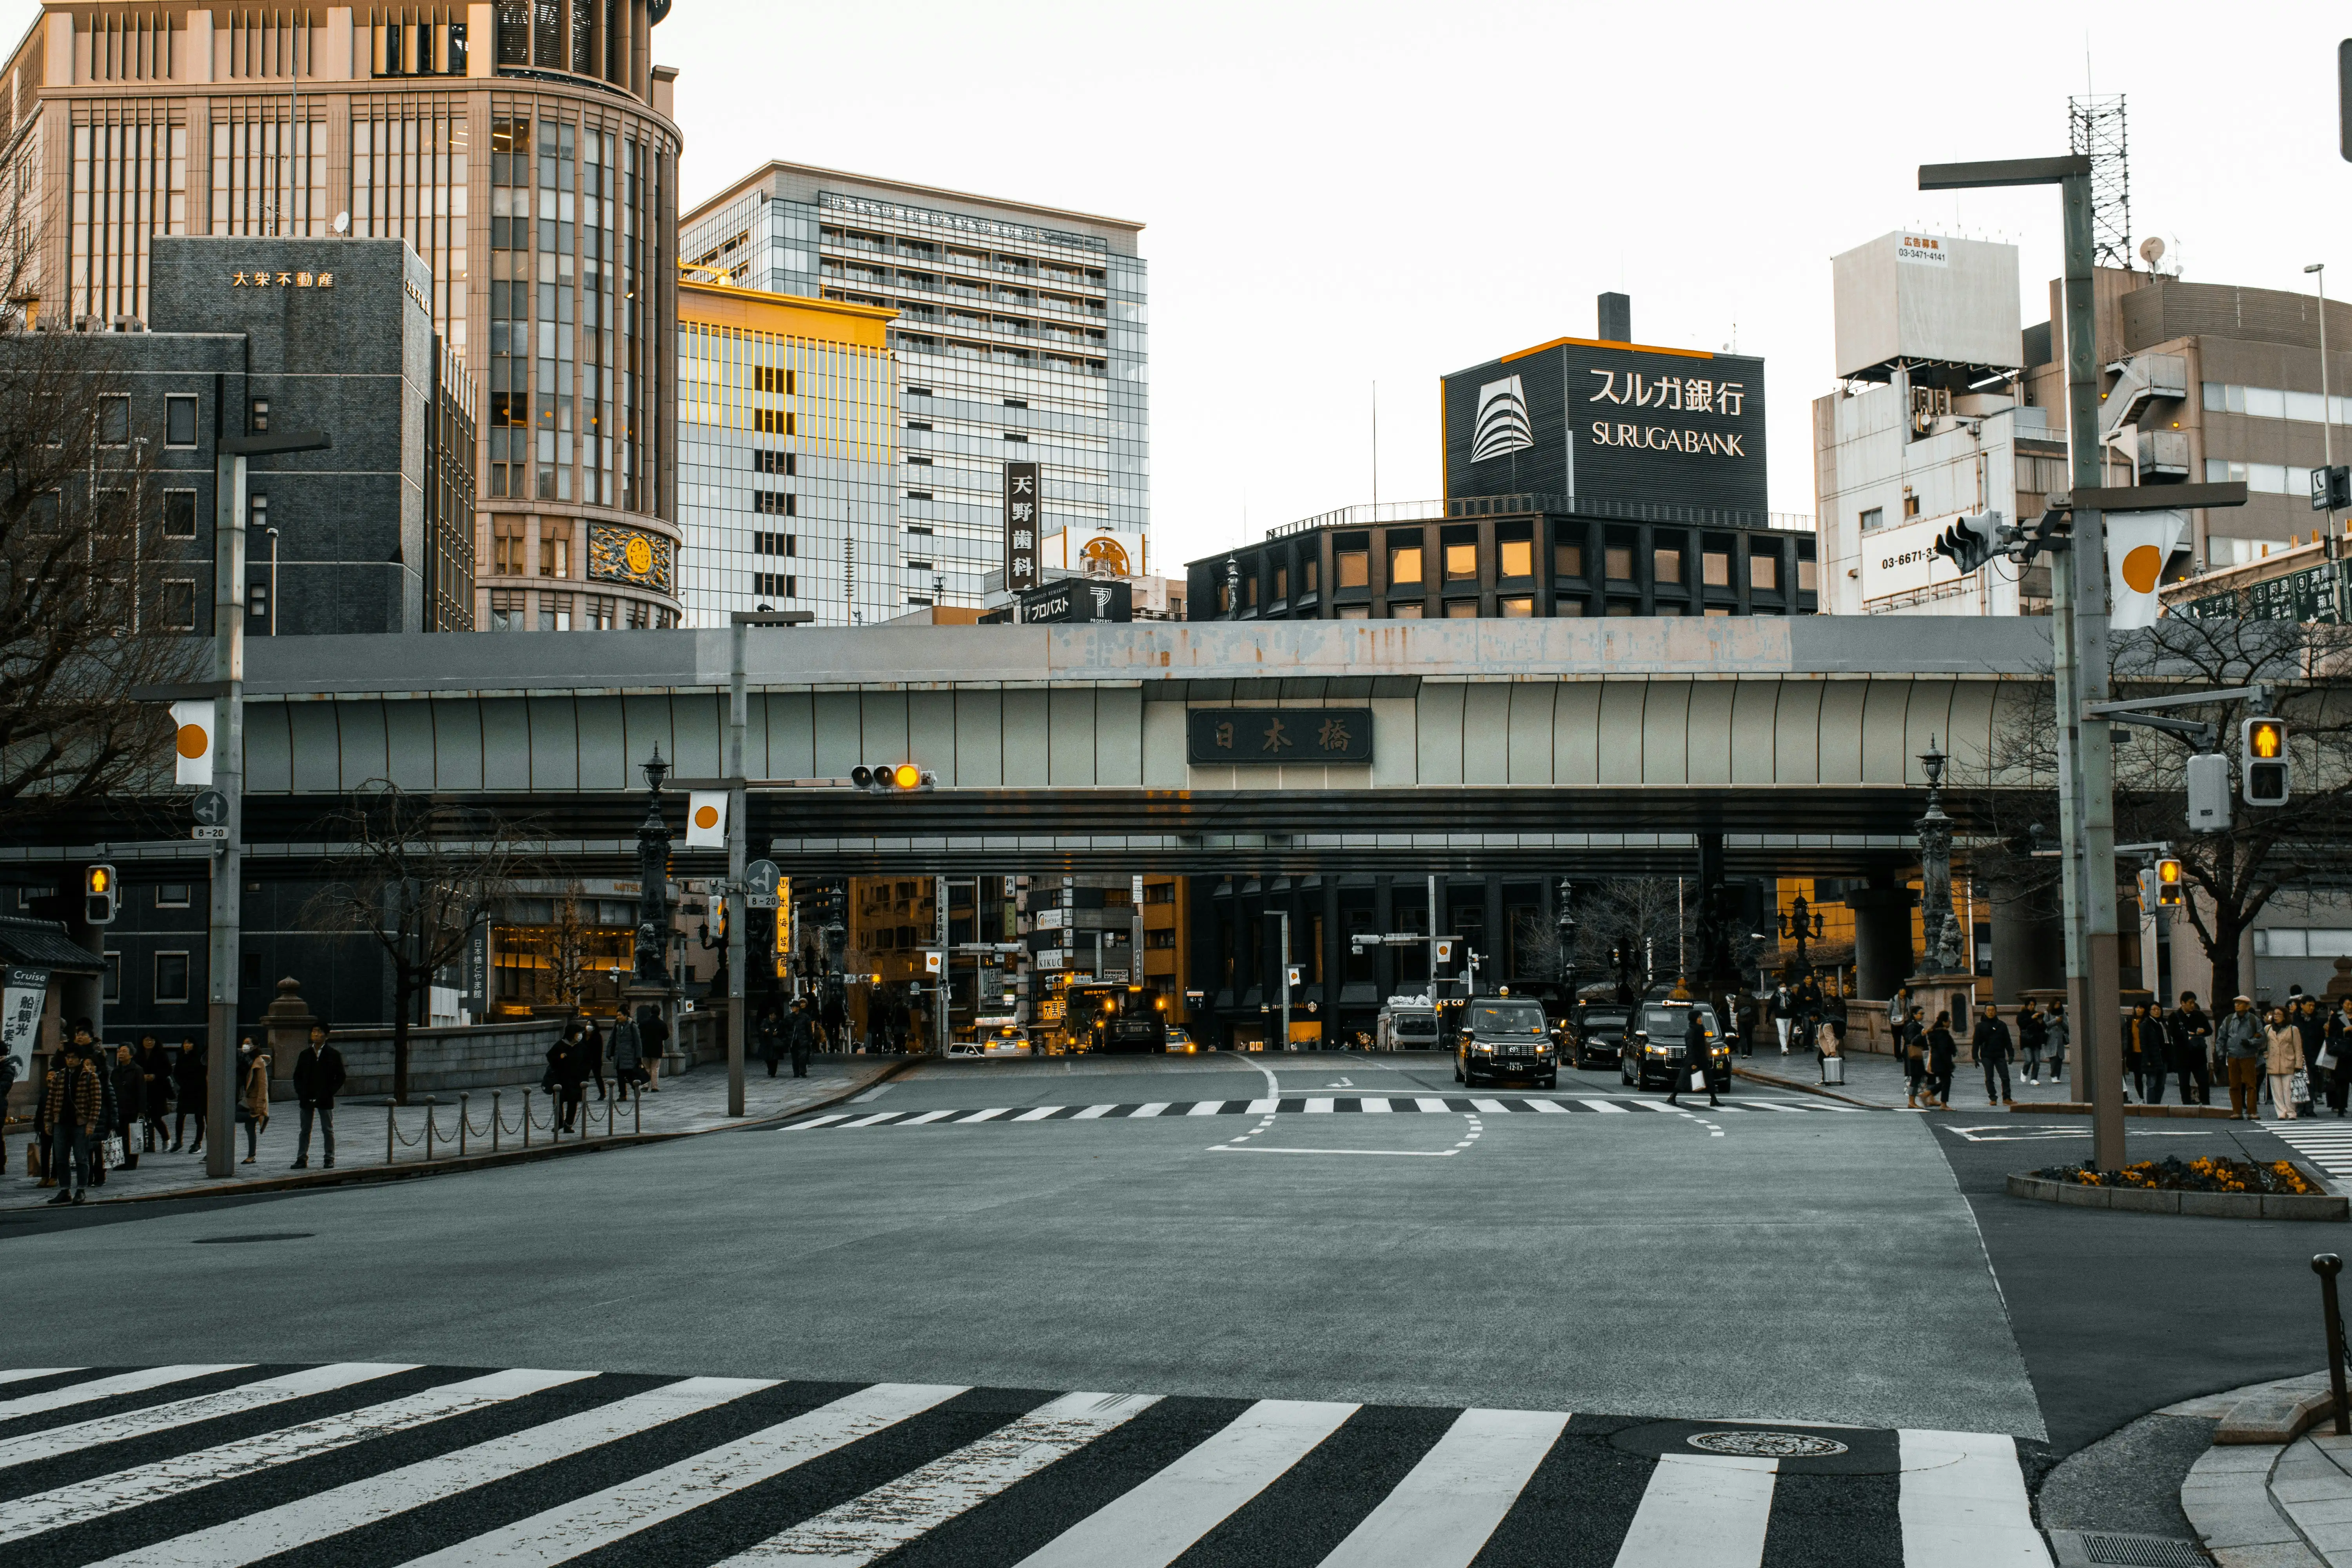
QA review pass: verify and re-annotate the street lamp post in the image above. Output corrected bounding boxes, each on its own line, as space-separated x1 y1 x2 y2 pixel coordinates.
1915 738 1965 976
1779 895 1826 978
2312 262 2336 559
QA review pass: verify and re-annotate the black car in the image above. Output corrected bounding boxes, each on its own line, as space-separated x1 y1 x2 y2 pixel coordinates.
1620 1000 1732 1092
1454 995 1559 1088
1572 1005 1631 1070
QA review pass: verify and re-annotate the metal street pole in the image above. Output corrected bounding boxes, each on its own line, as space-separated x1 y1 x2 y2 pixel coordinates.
938 874 951 1054
2312 263 2335 559
1279 909 1292 1052
724 615 748 1118
205 449 246 1178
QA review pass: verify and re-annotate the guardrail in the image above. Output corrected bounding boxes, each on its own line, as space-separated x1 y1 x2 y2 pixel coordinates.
383 1087 641 1165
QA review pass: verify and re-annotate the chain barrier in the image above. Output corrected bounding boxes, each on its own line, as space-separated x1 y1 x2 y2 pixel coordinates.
377 1085 642 1166
2318 1254 2351 1436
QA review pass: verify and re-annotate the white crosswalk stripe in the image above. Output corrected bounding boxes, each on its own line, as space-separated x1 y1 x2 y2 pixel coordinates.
0 1365 247 1424
0 1366 2051 1566
2270 1123 2352 1181
771 1093 1856 1131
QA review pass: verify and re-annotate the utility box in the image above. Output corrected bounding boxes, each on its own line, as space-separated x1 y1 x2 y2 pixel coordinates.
2136 429 2191 480
2187 752 2232 832
1832 231 2023 382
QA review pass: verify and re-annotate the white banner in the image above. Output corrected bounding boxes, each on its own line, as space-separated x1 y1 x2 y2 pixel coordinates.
171 701 214 786
684 790 727 849
1 965 48 1076
2105 508 2188 630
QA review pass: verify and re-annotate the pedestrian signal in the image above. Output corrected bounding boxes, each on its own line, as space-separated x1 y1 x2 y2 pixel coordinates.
2155 857 2185 907
851 761 934 792
2186 752 2232 832
83 863 117 926
2242 718 2290 806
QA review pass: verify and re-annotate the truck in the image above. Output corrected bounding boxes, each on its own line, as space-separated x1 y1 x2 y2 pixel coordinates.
1375 994 1442 1051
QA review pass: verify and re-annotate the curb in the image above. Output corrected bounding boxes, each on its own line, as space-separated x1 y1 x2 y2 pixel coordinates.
44 1057 924 1209
2178 1370 2348 1566
2014 1100 2238 1119
2004 1169 2347 1222
1728 1063 1886 1110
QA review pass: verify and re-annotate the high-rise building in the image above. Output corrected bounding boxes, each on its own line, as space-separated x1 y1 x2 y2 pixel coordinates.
0 1 684 632
675 274 898 626
682 162 1146 613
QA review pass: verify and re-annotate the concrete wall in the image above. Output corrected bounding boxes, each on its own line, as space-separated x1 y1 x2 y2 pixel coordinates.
328 1018 565 1098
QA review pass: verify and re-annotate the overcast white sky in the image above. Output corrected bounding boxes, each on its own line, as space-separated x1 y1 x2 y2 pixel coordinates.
12 0 2352 566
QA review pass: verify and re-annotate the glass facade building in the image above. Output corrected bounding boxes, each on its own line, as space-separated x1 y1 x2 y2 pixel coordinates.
0 1 684 632
677 277 899 626
682 162 1146 612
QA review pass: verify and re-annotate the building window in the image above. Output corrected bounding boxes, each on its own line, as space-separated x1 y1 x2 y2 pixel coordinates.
490 589 525 630
1215 581 1232 613
1444 543 1477 581
161 490 198 538
1339 604 1370 619
1555 543 1584 579
1751 554 1779 590
1390 544 1423 585
1605 546 1633 580
247 581 269 623
154 951 192 1005
1703 551 1730 586
1390 602 1423 619
98 395 130 446
753 451 796 475
1272 565 1288 600
160 579 196 630
541 536 570 578
1499 596 1534 617
104 951 120 1003
1301 558 1318 593
1903 495 1921 519
249 397 269 433
164 394 198 448
1336 550 1368 588
1858 507 1883 532
1704 606 1732 617
494 536 524 575
1245 575 1259 606
540 594 573 631
1605 602 1637 617
1655 547 1683 584
1798 558 1819 593
1554 598 1585 616
1445 601 1479 618
751 572 796 598
585 594 618 630
753 490 795 516
156 883 191 908
1498 539 1533 578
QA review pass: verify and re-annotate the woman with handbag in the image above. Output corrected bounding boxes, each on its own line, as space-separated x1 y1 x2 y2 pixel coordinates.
2264 1007 2305 1122
1664 1008 1718 1108
1903 1007 1930 1109
235 1038 271 1164
2326 1000 2352 1117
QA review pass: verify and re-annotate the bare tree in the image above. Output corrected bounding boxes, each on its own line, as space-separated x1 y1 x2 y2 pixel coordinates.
0 180 200 825
1569 879 1693 1001
547 882 594 1008
302 783 534 1102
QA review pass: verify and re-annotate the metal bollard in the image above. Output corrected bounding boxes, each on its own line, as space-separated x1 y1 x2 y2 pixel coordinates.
2319 1254 2349 1436
423 1103 436 1161
458 1093 468 1158
633 1092 641 1136
387 1103 395 1165
522 1089 531 1148
492 1091 501 1153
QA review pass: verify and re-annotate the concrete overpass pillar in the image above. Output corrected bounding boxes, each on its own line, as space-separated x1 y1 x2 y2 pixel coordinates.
1483 878 1506 987
1847 872 1914 1002
1988 895 2065 1002
1321 878 1342 1047
1373 877 1395 999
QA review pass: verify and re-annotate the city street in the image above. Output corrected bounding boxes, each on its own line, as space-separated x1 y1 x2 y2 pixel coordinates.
1 1049 2336 1564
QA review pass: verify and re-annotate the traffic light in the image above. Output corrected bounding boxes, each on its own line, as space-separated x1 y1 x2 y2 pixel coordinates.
2312 466 2352 511
851 761 934 792
1931 513 2007 574
2243 717 2291 806
2155 857 2185 908
2186 752 2233 832
83 863 117 926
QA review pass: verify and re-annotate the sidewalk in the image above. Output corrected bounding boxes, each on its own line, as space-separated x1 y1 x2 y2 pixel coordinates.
2175 1372 2352 1566
1732 1042 2092 1110
0 1053 906 1210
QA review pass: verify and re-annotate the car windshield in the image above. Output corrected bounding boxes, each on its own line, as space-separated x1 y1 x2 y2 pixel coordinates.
1394 1016 1437 1036
1584 1011 1629 1029
1645 1006 1717 1039
1472 1002 1548 1034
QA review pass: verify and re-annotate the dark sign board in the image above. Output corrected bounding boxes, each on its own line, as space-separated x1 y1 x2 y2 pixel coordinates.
1004 461 1040 592
1187 708 1373 765
1443 337 1767 515
1021 577 1132 624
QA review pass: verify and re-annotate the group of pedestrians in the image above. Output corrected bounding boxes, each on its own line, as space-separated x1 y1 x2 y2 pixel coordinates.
755 999 822 1078
2203 989 2352 1122
543 1007 666 1132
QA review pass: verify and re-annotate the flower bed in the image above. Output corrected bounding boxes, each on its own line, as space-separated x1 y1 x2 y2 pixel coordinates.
2033 1155 2317 1195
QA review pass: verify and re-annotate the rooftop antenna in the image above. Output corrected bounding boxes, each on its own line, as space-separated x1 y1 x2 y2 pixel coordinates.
2069 91 2131 270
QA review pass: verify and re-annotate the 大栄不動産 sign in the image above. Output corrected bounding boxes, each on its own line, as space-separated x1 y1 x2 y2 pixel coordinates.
1187 709 1372 765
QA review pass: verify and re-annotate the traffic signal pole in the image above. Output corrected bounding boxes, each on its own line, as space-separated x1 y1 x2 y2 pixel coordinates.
206 448 245 1178
725 617 748 1119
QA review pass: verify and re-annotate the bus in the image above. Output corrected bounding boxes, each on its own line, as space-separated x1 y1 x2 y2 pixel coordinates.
1061 981 1170 1054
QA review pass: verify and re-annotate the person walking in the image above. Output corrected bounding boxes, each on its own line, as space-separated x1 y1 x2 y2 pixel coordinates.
109 1045 144 1171
171 1035 207 1152
1665 1007 1719 1108
609 1010 642 1102
42 1043 101 1205
68 1022 113 1187
290 1023 344 1170
2143 1002 2175 1105
2297 997 2327 1118
788 999 815 1078
2265 1005 2306 1121
2323 997 2352 1117
2046 1001 2070 1081
2218 995 2266 1120
138 1036 173 1153
1925 1011 1958 1110
2018 1002 2047 1087
2120 1003 2149 1103
1902 1005 1929 1109
637 1004 668 1092
235 1037 270 1165
2172 993 2214 1106
1770 982 1793 1056
551 1030 588 1132
757 1008 784 1078
1972 1004 2014 1106
582 1015 609 1102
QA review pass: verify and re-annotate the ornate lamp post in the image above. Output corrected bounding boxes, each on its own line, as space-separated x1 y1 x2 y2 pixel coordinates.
1916 736 1966 976
1779 894 1826 977
631 746 673 988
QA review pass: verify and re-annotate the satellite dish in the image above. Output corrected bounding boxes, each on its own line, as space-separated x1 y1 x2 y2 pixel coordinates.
332 211 350 236
2139 236 2164 267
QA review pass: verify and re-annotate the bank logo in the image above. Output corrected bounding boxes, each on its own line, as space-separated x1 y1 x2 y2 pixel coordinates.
1472 376 1534 463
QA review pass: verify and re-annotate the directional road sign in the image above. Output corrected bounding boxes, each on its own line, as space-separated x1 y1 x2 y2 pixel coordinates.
745 859 781 895
191 789 230 827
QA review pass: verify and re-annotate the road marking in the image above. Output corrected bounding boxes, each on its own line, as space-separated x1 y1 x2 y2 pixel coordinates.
1612 1452 1778 1566
1628 1100 1682 1112
838 1112 901 1127
1131 1102 1170 1117
847 1084 893 1103
1305 1097 1337 1113
0 1363 417 1473
898 1109 958 1125
956 1108 1011 1123
1316 1407 1568 1568
399 1383 967 1568
1072 1105 1115 1119
715 1391 1160 1566
1210 1145 1462 1157
1414 1097 1451 1112
1186 1100 1225 1116
92 1377 777 1568
1897 1428 2053 1566
785 1114 852 1131
1360 1098 1393 1113
0 1368 80 1387
1012 1108 1058 1121
1245 1097 1279 1113
0 1368 590 1546
1579 1099 1633 1113
0 1365 247 1423
1528 1099 1573 1114
1013 1399 1357 1568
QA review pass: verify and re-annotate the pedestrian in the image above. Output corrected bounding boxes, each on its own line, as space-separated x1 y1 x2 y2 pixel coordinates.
2265 1005 2305 1121
1972 1004 2014 1105
788 998 815 1078
2119 1003 2148 1102
69 1021 112 1187
109 1045 144 1171
172 1035 206 1152
1736 996 1757 1058
138 1036 173 1152
1665 1007 1719 1107
2172 993 2214 1106
757 1008 784 1078
2046 1001 2069 1079
637 1004 668 1091
1903 1005 1929 1109
235 1036 270 1165
2297 997 2327 1118
2326 998 2352 1117
2142 1001 2175 1106
1824 1005 1847 1058
1771 982 1793 1055
551 1030 588 1132
2017 1002 2047 1086
2217 995 2266 1120
609 1010 642 1101
1925 1011 1958 1110
42 1042 101 1205
290 1022 344 1170
583 1015 608 1102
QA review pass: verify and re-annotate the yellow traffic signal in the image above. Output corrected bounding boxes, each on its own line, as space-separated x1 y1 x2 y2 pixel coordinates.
2247 718 2285 760
2243 718 2291 806
2155 857 2185 908
83 863 117 925
852 761 934 793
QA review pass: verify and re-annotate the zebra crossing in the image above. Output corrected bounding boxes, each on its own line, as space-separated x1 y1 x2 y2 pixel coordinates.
2267 1118 2352 1183
777 1093 1867 1131
0 1363 2051 1566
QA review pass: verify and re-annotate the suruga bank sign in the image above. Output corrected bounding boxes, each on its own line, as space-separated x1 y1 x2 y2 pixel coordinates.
1443 333 1769 516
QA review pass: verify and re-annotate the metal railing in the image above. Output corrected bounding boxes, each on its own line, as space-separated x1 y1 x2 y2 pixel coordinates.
382 1087 642 1166
1265 494 1818 542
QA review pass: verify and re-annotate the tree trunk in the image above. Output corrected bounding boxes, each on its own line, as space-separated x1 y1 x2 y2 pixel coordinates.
2209 914 2244 1008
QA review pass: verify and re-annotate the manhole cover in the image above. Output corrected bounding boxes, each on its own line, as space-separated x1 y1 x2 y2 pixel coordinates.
191 1232 314 1245
1686 1429 1851 1458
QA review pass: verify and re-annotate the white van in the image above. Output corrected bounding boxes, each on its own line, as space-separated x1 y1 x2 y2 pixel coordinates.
1376 995 1442 1051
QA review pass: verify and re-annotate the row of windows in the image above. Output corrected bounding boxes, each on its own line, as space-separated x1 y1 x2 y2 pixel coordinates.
753 450 797 475
489 536 571 577
887 330 1107 374
87 392 202 448
486 590 662 630
752 531 795 557
1263 542 1782 596
819 225 1107 288
751 489 795 515
2205 458 2323 496
2204 382 2352 424
751 572 795 599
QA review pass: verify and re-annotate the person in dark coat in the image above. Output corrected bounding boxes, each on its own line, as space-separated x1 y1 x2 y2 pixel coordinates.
582 1016 608 1101
2172 993 2214 1106
1925 1012 1958 1110
138 1036 173 1152
2017 1003 2048 1086
172 1036 207 1152
290 1023 345 1170
787 999 816 1078
550 1030 589 1131
42 1044 102 1204
609 1011 643 1101
635 1004 668 1093
1664 1008 1719 1107
757 1008 785 1077
1971 1005 2014 1106
2326 997 2352 1117
70 1021 113 1185
109 1045 144 1170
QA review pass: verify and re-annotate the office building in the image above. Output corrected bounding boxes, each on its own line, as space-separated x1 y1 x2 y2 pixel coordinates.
682 162 1146 612
0 234 476 636
675 274 899 626
0 0 685 633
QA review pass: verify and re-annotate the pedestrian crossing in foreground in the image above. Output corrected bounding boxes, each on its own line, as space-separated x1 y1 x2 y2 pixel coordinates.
0 1363 2049 1566
2268 1119 2352 1183
777 1093 1867 1131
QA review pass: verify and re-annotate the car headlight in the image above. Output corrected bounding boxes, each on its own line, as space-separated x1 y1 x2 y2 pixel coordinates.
1645 1045 1668 1056
1474 1041 1494 1053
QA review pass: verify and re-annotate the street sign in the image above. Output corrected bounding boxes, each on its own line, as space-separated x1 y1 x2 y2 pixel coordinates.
191 825 228 840
747 894 778 909
191 788 229 827
744 859 781 895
